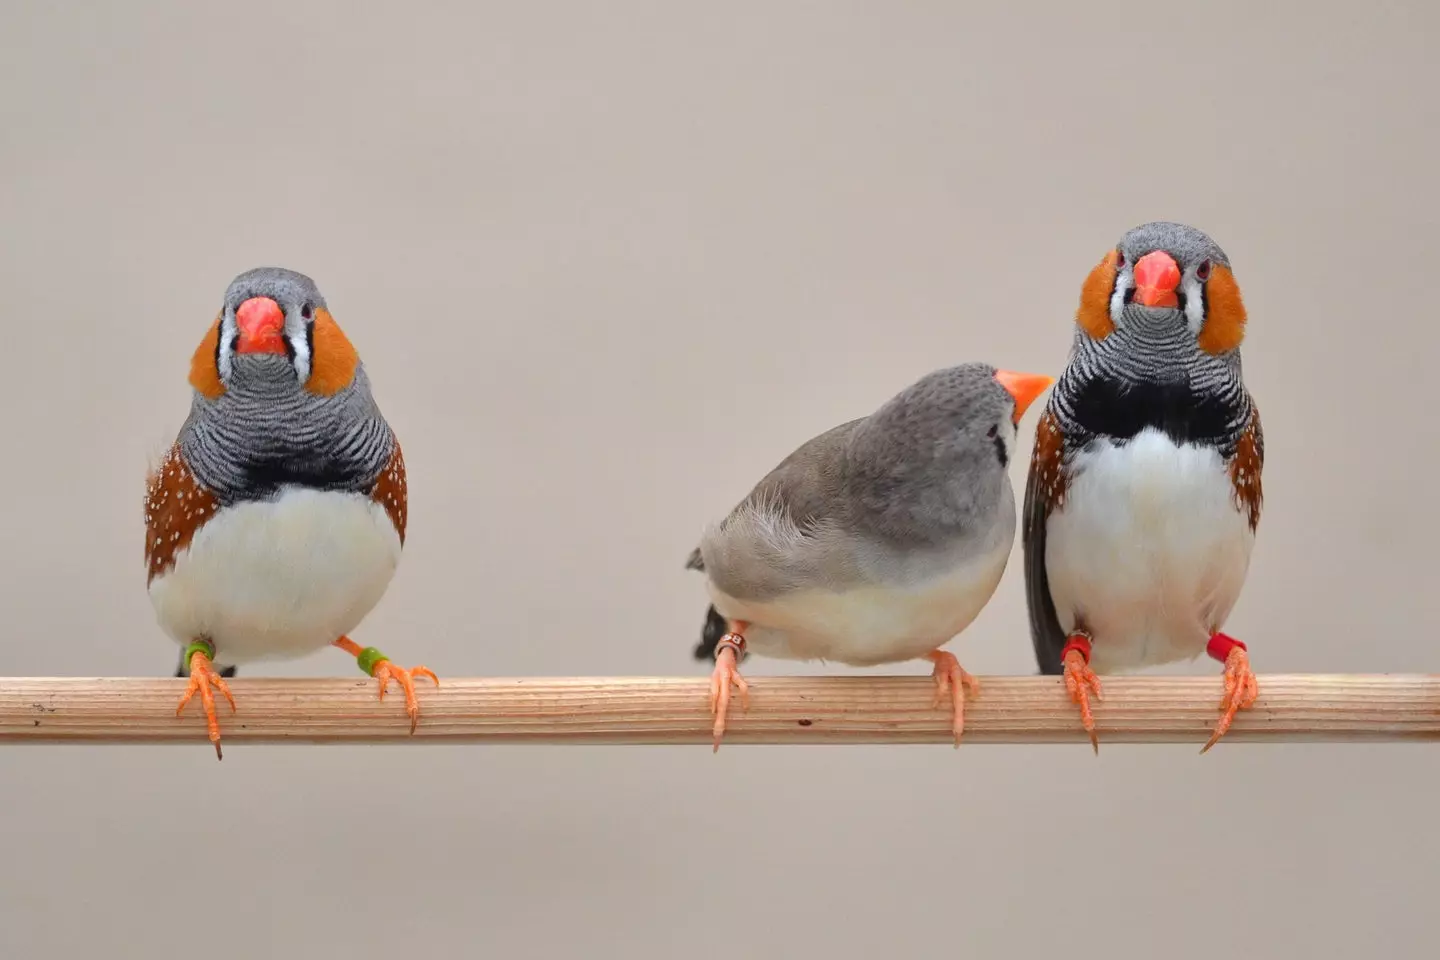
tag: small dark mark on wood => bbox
[797,718,813,726]
[32,720,40,727]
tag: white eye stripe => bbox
[1108,266,1131,323]
[288,326,312,382]
[1181,274,1206,335]
[284,309,313,381]
[216,313,238,381]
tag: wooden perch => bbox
[0,675,1437,747]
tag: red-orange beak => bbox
[1132,250,1181,309]
[994,370,1055,423]
[235,297,286,354]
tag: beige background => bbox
[2,2,1437,957]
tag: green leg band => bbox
[356,646,390,677]
[183,639,216,673]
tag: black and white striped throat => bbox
[1050,318,1250,457]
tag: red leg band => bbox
[1060,633,1092,663]
[1206,632,1247,663]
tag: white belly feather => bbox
[148,486,402,664]
[1044,428,1253,672]
[708,540,1012,667]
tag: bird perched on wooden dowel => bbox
[146,267,434,758]
[689,362,1053,750]
[1022,221,1264,753]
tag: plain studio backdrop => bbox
[2,2,1437,957]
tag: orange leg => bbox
[925,650,980,747]
[333,636,439,734]
[1060,632,1104,753]
[707,621,750,752]
[176,640,236,760]
[1201,634,1259,753]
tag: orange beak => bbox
[1132,250,1181,309]
[994,370,1055,423]
[235,297,287,354]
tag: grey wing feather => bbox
[1022,451,1067,676]
[687,418,862,603]
[734,419,861,529]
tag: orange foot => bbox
[707,623,750,752]
[1061,633,1104,753]
[925,650,980,747]
[176,641,236,760]
[333,636,439,734]
[1201,636,1258,754]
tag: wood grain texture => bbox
[1,675,1438,746]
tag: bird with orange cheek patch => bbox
[1022,222,1263,753]
[146,267,434,758]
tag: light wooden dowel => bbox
[0,675,1436,746]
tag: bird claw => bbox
[176,650,236,760]
[372,661,439,734]
[1062,648,1104,754]
[1201,647,1258,754]
[926,650,979,747]
[708,642,749,752]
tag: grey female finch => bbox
[688,363,1054,748]
[1022,221,1264,752]
[145,267,434,757]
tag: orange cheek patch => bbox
[1075,250,1118,340]
[305,308,360,396]
[1198,265,1247,355]
[187,314,225,400]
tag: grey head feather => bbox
[695,363,1018,603]
[1117,221,1230,271]
[223,267,328,313]
[179,267,394,504]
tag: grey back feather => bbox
[692,364,1017,604]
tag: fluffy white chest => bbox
[148,487,402,664]
[1043,429,1253,672]
[708,541,1012,667]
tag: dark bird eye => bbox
[1195,260,1212,281]
[301,303,314,320]
[1114,249,1125,269]
[986,425,999,438]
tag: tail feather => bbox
[692,604,731,661]
[686,546,746,664]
